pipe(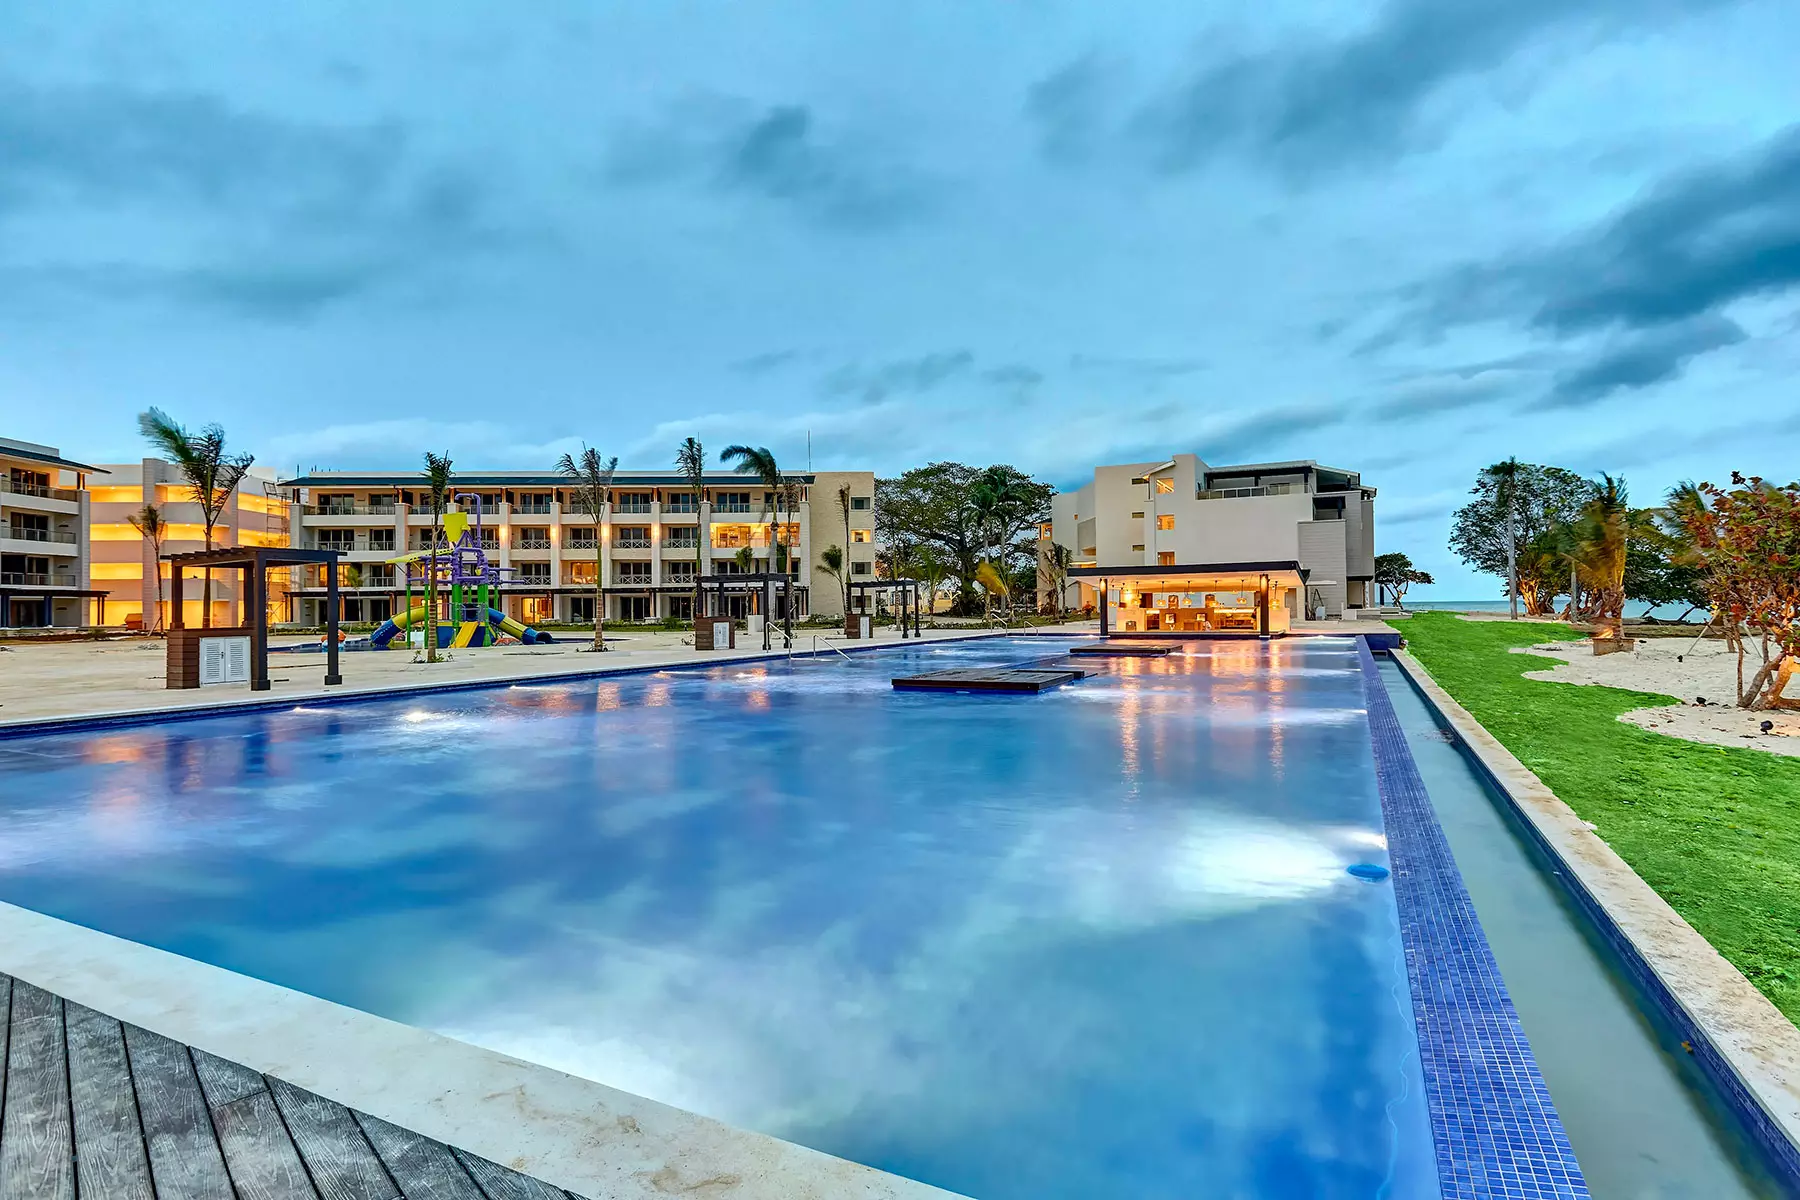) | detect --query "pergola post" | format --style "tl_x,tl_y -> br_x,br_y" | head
914,582 -> 923,637
169,562 -> 185,630
249,555 -> 270,691
325,557 -> 342,685
1099,578 -> 1109,637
